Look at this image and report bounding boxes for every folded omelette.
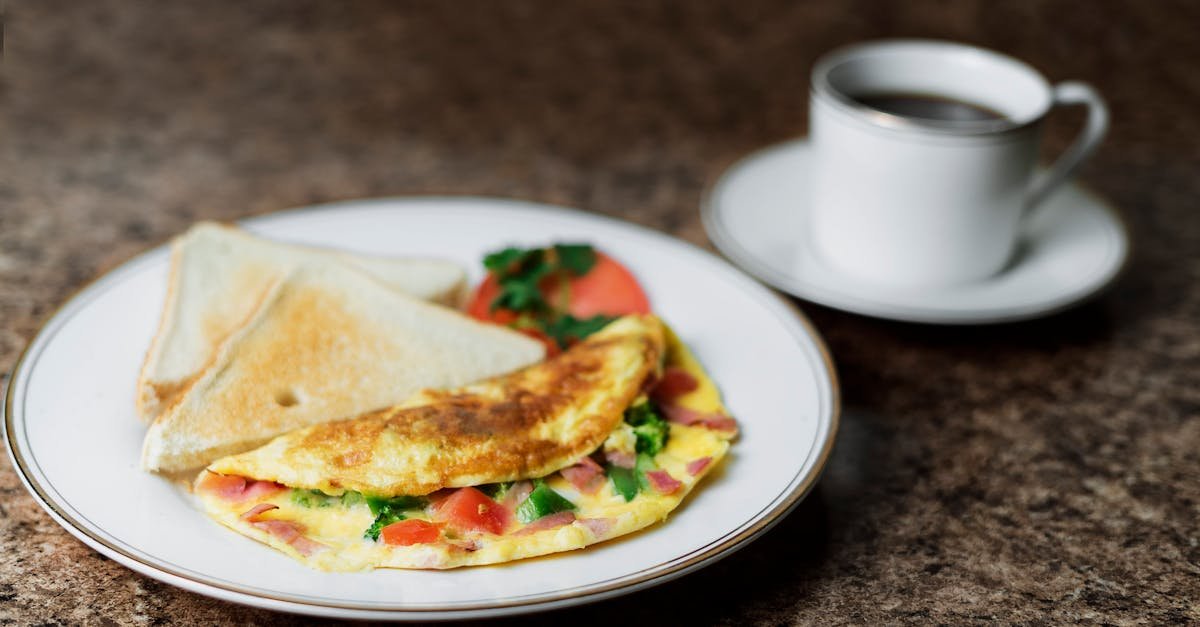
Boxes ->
[194,315,738,570]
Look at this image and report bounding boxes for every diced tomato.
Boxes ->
[381,519,442,546]
[466,251,650,325]
[563,252,650,318]
[433,487,511,535]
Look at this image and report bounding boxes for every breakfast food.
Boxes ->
[141,261,545,473]
[194,315,738,570]
[138,222,468,422]
[465,243,650,353]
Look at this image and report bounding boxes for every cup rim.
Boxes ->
[811,39,1052,136]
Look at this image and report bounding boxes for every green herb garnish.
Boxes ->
[540,314,617,349]
[481,243,612,348]
[553,244,597,276]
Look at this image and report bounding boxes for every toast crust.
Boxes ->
[135,222,467,422]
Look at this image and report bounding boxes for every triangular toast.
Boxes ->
[137,222,467,421]
[141,261,545,473]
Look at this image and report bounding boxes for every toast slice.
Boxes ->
[141,262,546,473]
[137,222,467,422]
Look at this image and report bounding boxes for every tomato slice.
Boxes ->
[380,519,442,546]
[562,252,650,318]
[432,487,511,535]
[466,251,650,324]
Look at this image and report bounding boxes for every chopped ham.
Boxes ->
[252,519,326,556]
[578,517,615,538]
[196,471,285,502]
[660,405,738,434]
[651,367,699,404]
[241,480,287,502]
[513,512,576,536]
[196,472,246,499]
[686,457,713,476]
[605,450,636,469]
[239,503,279,522]
[645,470,682,495]
[560,457,605,494]
[252,519,302,543]
[289,535,328,557]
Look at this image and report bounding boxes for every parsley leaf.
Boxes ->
[553,244,597,276]
[479,243,618,348]
[482,247,530,274]
[540,314,617,349]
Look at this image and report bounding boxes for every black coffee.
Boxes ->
[850,92,1007,123]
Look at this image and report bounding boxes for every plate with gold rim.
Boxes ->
[4,197,838,620]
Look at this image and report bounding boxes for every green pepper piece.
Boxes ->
[607,465,640,502]
[635,453,657,490]
[515,481,577,523]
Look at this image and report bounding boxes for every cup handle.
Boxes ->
[1023,81,1109,218]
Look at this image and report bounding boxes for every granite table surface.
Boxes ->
[2,1,1198,624]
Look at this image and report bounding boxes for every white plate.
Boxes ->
[702,139,1130,324]
[4,197,839,620]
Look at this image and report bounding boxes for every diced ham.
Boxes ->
[289,535,328,557]
[196,472,246,500]
[239,503,279,522]
[513,511,576,536]
[560,457,605,494]
[252,519,302,543]
[501,480,534,511]
[651,367,699,404]
[578,517,615,538]
[252,519,326,556]
[196,471,285,503]
[645,470,682,495]
[605,450,636,469]
[242,480,287,502]
[686,456,713,476]
[661,405,739,434]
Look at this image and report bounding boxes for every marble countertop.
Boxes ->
[2,1,1198,623]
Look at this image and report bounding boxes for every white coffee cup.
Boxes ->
[808,39,1108,288]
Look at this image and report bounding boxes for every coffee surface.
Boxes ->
[851,92,1007,122]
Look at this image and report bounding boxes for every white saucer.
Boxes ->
[701,138,1130,325]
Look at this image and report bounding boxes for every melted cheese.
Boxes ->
[196,321,736,571]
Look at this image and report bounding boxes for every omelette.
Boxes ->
[194,315,738,571]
